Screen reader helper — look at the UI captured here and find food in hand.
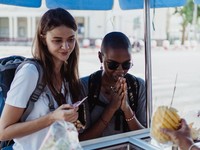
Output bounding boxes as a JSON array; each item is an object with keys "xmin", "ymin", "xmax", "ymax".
[{"xmin": 151, "ymin": 106, "xmax": 181, "ymax": 143}]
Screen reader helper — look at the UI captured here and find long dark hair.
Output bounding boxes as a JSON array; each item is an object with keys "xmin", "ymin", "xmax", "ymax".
[{"xmin": 32, "ymin": 8, "xmax": 80, "ymax": 103}]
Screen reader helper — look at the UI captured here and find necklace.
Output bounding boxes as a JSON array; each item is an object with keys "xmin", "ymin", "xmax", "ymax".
[
  {"xmin": 54, "ymin": 82, "xmax": 61, "ymax": 94},
  {"xmin": 102, "ymin": 77, "xmax": 116, "ymax": 95},
  {"xmin": 54, "ymin": 74, "xmax": 62, "ymax": 94},
  {"xmin": 102, "ymin": 85, "xmax": 116, "ymax": 96},
  {"xmin": 110, "ymin": 86, "xmax": 117, "ymax": 93}
]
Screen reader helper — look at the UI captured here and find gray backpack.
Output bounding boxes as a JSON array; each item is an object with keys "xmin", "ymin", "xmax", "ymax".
[{"xmin": 0, "ymin": 55, "xmax": 45, "ymax": 149}]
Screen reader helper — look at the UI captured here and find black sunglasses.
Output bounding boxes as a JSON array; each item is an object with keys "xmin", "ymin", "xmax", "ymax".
[{"xmin": 106, "ymin": 60, "xmax": 133, "ymax": 70}]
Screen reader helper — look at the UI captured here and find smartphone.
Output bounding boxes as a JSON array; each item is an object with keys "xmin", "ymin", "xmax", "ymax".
[{"xmin": 73, "ymin": 96, "xmax": 88, "ymax": 107}]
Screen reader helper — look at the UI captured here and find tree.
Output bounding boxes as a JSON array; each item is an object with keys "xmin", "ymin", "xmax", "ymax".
[{"xmin": 174, "ymin": 0, "xmax": 200, "ymax": 44}]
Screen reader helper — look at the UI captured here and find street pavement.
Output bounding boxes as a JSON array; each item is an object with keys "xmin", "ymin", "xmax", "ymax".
[{"xmin": 1, "ymin": 45, "xmax": 200, "ymax": 124}]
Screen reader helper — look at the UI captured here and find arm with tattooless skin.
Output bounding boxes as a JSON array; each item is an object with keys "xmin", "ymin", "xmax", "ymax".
[
  {"xmin": 161, "ymin": 119, "xmax": 200, "ymax": 150},
  {"xmin": 0, "ymin": 8, "xmax": 82, "ymax": 150}
]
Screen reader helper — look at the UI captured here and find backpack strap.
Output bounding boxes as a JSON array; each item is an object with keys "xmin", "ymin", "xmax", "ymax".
[
  {"xmin": 87, "ymin": 71, "xmax": 139, "ymax": 131},
  {"xmin": 88, "ymin": 72, "xmax": 139, "ymax": 112},
  {"xmin": 115, "ymin": 74, "xmax": 139, "ymax": 131},
  {"xmin": 114, "ymin": 74, "xmax": 139, "ymax": 131},
  {"xmin": 88, "ymin": 70, "xmax": 107, "ymax": 112},
  {"xmin": 15, "ymin": 59, "xmax": 46, "ymax": 122},
  {"xmin": 45, "ymin": 90, "xmax": 56, "ymax": 111},
  {"xmin": 125, "ymin": 73, "xmax": 139, "ymax": 111},
  {"xmin": 0, "ymin": 57, "xmax": 49, "ymax": 149}
]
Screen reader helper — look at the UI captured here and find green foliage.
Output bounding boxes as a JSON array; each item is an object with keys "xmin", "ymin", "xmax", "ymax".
[
  {"xmin": 174, "ymin": 0, "xmax": 200, "ymax": 43},
  {"xmin": 175, "ymin": 0, "xmax": 194, "ymax": 25}
]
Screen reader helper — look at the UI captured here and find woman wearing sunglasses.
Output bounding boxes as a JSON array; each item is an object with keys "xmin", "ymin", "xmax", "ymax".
[{"xmin": 79, "ymin": 31, "xmax": 146, "ymax": 140}]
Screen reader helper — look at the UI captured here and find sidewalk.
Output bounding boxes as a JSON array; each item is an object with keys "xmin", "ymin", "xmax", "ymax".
[
  {"xmin": 0, "ymin": 46, "xmax": 98, "ymax": 58},
  {"xmin": 0, "ymin": 46, "xmax": 32, "ymax": 57}
]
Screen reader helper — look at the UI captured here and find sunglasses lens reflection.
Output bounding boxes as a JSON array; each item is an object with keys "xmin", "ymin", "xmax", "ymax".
[
  {"xmin": 107, "ymin": 61, "xmax": 132, "ymax": 70},
  {"xmin": 107, "ymin": 61, "xmax": 119, "ymax": 70},
  {"xmin": 122, "ymin": 62, "xmax": 132, "ymax": 70}
]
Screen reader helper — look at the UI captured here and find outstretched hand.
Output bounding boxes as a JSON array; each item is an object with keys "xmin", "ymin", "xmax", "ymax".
[{"xmin": 160, "ymin": 119, "xmax": 194, "ymax": 150}]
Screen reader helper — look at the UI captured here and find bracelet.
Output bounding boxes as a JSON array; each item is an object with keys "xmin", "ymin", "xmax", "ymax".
[
  {"xmin": 100, "ymin": 117, "xmax": 108, "ymax": 126},
  {"xmin": 125, "ymin": 115, "xmax": 135, "ymax": 122},
  {"xmin": 188, "ymin": 143, "xmax": 196, "ymax": 150}
]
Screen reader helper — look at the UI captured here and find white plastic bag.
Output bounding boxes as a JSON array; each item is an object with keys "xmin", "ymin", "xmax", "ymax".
[
  {"xmin": 39, "ymin": 120, "xmax": 83, "ymax": 150},
  {"xmin": 183, "ymin": 110, "xmax": 200, "ymax": 141}
]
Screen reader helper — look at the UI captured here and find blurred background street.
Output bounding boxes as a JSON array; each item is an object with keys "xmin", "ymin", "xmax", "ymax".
[{"xmin": 1, "ymin": 46, "xmax": 200, "ymax": 117}]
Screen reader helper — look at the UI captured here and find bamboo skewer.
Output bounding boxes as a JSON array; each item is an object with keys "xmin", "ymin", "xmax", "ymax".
[{"xmin": 170, "ymin": 73, "xmax": 178, "ymax": 108}]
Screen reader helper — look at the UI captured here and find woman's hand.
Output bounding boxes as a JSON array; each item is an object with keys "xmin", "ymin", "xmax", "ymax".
[
  {"xmin": 50, "ymin": 104, "xmax": 78, "ymax": 123},
  {"xmin": 113, "ymin": 77, "xmax": 129, "ymax": 112},
  {"xmin": 119, "ymin": 79, "xmax": 130, "ymax": 112},
  {"xmin": 109, "ymin": 77, "xmax": 126, "ymax": 111}
]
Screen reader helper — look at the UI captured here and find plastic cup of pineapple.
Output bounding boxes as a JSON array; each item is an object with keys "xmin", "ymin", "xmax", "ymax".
[{"xmin": 150, "ymin": 105, "xmax": 181, "ymax": 147}]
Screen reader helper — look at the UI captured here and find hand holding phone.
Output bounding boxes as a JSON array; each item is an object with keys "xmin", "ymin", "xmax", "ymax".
[{"xmin": 73, "ymin": 96, "xmax": 88, "ymax": 107}]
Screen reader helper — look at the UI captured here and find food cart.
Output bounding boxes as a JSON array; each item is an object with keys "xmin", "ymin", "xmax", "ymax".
[
  {"xmin": 80, "ymin": 129, "xmax": 158, "ymax": 150},
  {"xmin": 0, "ymin": 0, "xmax": 199, "ymax": 149}
]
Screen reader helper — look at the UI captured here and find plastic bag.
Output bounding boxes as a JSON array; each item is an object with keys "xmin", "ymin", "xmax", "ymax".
[
  {"xmin": 183, "ymin": 110, "xmax": 200, "ymax": 141},
  {"xmin": 39, "ymin": 121, "xmax": 83, "ymax": 150}
]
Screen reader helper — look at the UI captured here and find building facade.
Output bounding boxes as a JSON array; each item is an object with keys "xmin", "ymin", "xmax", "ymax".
[{"xmin": 0, "ymin": 2, "xmax": 182, "ymax": 47}]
